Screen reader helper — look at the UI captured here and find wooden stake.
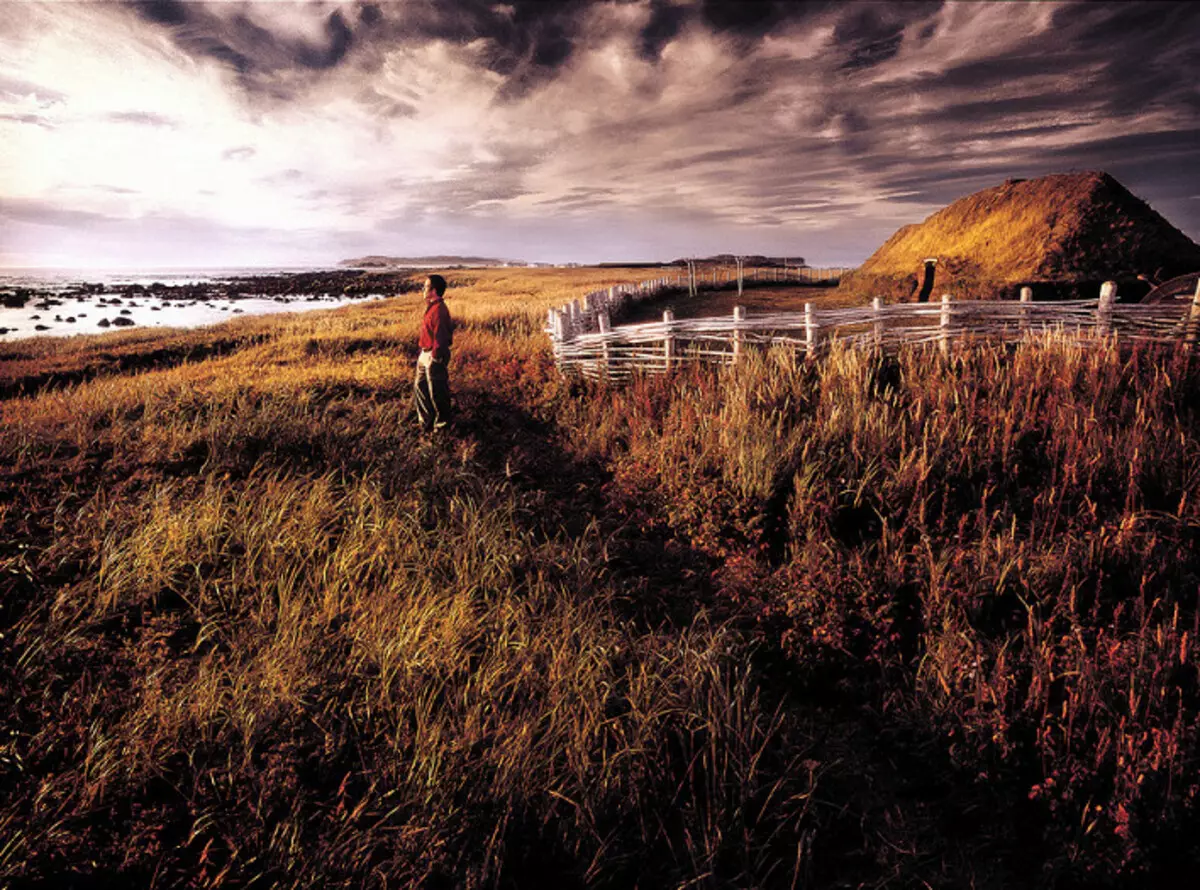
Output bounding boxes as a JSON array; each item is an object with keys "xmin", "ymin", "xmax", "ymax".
[
  {"xmin": 568, "ymin": 300, "xmax": 580, "ymax": 336},
  {"xmin": 598, "ymin": 311, "xmax": 612, "ymax": 378},
  {"xmin": 1187, "ymin": 278, "xmax": 1200, "ymax": 346},
  {"xmin": 940, "ymin": 293, "xmax": 952, "ymax": 357},
  {"xmin": 733, "ymin": 305, "xmax": 745, "ymax": 362},
  {"xmin": 872, "ymin": 296, "xmax": 883, "ymax": 349},
  {"xmin": 1098, "ymin": 280, "xmax": 1117, "ymax": 338},
  {"xmin": 805, "ymin": 302, "xmax": 818, "ymax": 355},
  {"xmin": 1020, "ymin": 286, "xmax": 1032, "ymax": 336},
  {"xmin": 663, "ymin": 309, "xmax": 676, "ymax": 372}
]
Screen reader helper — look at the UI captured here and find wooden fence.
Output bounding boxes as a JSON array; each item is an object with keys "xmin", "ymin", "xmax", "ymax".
[
  {"xmin": 546, "ymin": 266, "xmax": 852, "ymax": 343},
  {"xmin": 547, "ymin": 278, "xmax": 1200, "ymax": 381}
]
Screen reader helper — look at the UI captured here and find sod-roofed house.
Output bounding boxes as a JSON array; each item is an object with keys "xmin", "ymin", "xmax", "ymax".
[{"xmin": 838, "ymin": 172, "xmax": 1200, "ymax": 302}]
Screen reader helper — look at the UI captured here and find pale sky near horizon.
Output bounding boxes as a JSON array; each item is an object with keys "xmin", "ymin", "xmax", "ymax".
[{"xmin": 1, "ymin": 0, "xmax": 1198, "ymax": 269}]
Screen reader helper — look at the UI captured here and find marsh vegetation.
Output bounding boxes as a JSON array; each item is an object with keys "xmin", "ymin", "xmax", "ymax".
[{"xmin": 3, "ymin": 267, "xmax": 1200, "ymax": 887}]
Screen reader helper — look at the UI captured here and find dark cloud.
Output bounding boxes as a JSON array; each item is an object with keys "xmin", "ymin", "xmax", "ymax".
[
  {"xmin": 131, "ymin": 0, "xmax": 188, "ymax": 27},
  {"xmin": 359, "ymin": 4, "xmax": 383, "ymax": 28},
  {"xmin": 699, "ymin": 0, "xmax": 826, "ymax": 37},
  {"xmin": 222, "ymin": 145, "xmax": 256, "ymax": 161},
  {"xmin": 638, "ymin": 1, "xmax": 689, "ymax": 61},
  {"xmin": 1041, "ymin": 127, "xmax": 1200, "ymax": 167},
  {"xmin": 934, "ymin": 93, "xmax": 1095, "ymax": 126},
  {"xmin": 833, "ymin": 4, "xmax": 917, "ymax": 71},
  {"xmin": 874, "ymin": 165, "xmax": 1047, "ymax": 208},
  {"xmin": 1048, "ymin": 3, "xmax": 1200, "ymax": 118},
  {"xmin": 105, "ymin": 1, "xmax": 919, "ymax": 106},
  {"xmin": 1052, "ymin": 1, "xmax": 1200, "ymax": 50},
  {"xmin": 119, "ymin": 0, "xmax": 604, "ymax": 100},
  {"xmin": 404, "ymin": 0, "xmax": 594, "ymax": 98},
  {"xmin": 300, "ymin": 8, "xmax": 354, "ymax": 70},
  {"xmin": 122, "ymin": 0, "xmax": 358, "ymax": 96}
]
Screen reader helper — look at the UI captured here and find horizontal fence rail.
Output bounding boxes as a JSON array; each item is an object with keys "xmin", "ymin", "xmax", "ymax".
[{"xmin": 546, "ymin": 277, "xmax": 1200, "ymax": 381}]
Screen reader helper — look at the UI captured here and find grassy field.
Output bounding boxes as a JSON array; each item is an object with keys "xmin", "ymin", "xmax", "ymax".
[
  {"xmin": 3, "ymin": 266, "xmax": 1200, "ymax": 888},
  {"xmin": 617, "ymin": 283, "xmax": 858, "ymax": 324}
]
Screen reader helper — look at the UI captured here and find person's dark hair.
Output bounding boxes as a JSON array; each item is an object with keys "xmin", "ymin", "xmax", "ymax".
[{"xmin": 427, "ymin": 274, "xmax": 447, "ymax": 297}]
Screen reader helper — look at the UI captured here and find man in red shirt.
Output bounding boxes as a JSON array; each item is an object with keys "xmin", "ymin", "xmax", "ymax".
[{"xmin": 414, "ymin": 274, "xmax": 454, "ymax": 431}]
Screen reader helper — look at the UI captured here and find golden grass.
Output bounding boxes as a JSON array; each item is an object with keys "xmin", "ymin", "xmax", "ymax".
[{"xmin": 4, "ymin": 266, "xmax": 1200, "ymax": 886}]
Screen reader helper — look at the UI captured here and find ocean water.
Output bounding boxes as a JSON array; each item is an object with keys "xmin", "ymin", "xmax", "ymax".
[
  {"xmin": 0, "ymin": 265, "xmax": 321, "ymax": 288},
  {"xmin": 0, "ymin": 265, "xmax": 390, "ymax": 342}
]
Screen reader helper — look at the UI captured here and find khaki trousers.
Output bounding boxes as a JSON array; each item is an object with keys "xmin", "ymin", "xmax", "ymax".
[{"xmin": 414, "ymin": 350, "xmax": 451, "ymax": 430}]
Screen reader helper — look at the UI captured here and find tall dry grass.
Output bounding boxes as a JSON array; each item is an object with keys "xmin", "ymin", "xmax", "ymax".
[
  {"xmin": 561, "ymin": 335, "xmax": 1200, "ymax": 881},
  {"xmin": 0, "ymin": 270, "xmax": 817, "ymax": 888},
  {"xmin": 4, "ymin": 267, "xmax": 1200, "ymax": 887}
]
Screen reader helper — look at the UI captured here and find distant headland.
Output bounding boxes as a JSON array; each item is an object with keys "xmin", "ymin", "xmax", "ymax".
[{"xmin": 339, "ymin": 255, "xmax": 523, "ymax": 268}]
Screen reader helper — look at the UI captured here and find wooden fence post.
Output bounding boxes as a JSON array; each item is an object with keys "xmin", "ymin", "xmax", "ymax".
[
  {"xmin": 733, "ymin": 305, "xmax": 745, "ymax": 362},
  {"xmin": 598, "ymin": 310, "xmax": 612, "ymax": 379},
  {"xmin": 872, "ymin": 297, "xmax": 884, "ymax": 349},
  {"xmin": 736, "ymin": 258, "xmax": 745, "ymax": 297},
  {"xmin": 1098, "ymin": 280, "xmax": 1117, "ymax": 338},
  {"xmin": 1186, "ymin": 278, "xmax": 1200, "ymax": 346},
  {"xmin": 550, "ymin": 308, "xmax": 563, "ymax": 347},
  {"xmin": 663, "ymin": 309, "xmax": 676, "ymax": 372},
  {"xmin": 940, "ymin": 293, "xmax": 952, "ymax": 357},
  {"xmin": 1020, "ymin": 286, "xmax": 1032, "ymax": 336},
  {"xmin": 805, "ymin": 302, "xmax": 818, "ymax": 356},
  {"xmin": 553, "ymin": 309, "xmax": 572, "ymax": 374}
]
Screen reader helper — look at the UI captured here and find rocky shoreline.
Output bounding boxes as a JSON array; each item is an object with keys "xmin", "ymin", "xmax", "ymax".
[
  {"xmin": 2, "ymin": 269, "xmax": 420, "ymax": 308},
  {"xmin": 0, "ymin": 269, "xmax": 422, "ymax": 338}
]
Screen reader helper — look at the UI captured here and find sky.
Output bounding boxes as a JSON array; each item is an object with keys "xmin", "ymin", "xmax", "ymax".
[{"xmin": 1, "ymin": 0, "xmax": 1199, "ymax": 269}]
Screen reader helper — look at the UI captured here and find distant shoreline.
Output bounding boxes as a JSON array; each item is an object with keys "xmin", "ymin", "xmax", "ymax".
[{"xmin": 339, "ymin": 255, "xmax": 524, "ymax": 269}]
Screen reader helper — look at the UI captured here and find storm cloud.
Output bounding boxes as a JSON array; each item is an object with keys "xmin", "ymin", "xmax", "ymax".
[{"xmin": 2, "ymin": 1, "xmax": 1199, "ymax": 267}]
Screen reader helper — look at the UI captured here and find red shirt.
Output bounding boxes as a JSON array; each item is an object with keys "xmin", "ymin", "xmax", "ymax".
[{"xmin": 419, "ymin": 296, "xmax": 453, "ymax": 361}]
